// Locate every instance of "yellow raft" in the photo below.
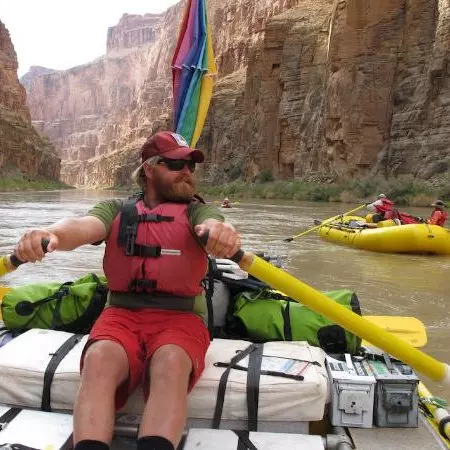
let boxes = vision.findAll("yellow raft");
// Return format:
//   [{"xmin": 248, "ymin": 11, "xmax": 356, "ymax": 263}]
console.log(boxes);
[{"xmin": 318, "ymin": 216, "xmax": 450, "ymax": 254}]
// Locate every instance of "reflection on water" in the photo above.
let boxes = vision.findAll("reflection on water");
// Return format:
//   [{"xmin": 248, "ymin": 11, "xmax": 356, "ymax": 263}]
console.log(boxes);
[{"xmin": 0, "ymin": 190, "xmax": 448, "ymax": 399}]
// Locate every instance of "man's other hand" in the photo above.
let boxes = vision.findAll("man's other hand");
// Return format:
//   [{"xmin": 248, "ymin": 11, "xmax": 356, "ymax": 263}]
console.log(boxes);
[{"xmin": 195, "ymin": 219, "xmax": 241, "ymax": 258}]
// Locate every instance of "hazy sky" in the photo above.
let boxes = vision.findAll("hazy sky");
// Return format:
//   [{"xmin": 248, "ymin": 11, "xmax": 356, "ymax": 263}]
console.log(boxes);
[{"xmin": 0, "ymin": 0, "xmax": 180, "ymax": 76}]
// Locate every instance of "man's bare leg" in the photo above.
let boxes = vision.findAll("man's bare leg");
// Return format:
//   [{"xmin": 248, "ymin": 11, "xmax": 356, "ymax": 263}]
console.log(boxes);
[
  {"xmin": 73, "ymin": 340, "xmax": 129, "ymax": 444},
  {"xmin": 139, "ymin": 344, "xmax": 192, "ymax": 447}
]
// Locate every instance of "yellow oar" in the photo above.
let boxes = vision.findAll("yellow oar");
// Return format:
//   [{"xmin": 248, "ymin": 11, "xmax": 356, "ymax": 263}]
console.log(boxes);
[
  {"xmin": 0, "ymin": 286, "xmax": 9, "ymax": 320},
  {"xmin": 0, "ymin": 239, "xmax": 49, "ymax": 278},
  {"xmin": 419, "ymin": 382, "xmax": 450, "ymax": 444},
  {"xmin": 231, "ymin": 250, "xmax": 449, "ymax": 385},
  {"xmin": 0, "ymin": 254, "xmax": 20, "ymax": 278},
  {"xmin": 283, "ymin": 204, "xmax": 367, "ymax": 242},
  {"xmin": 0, "ymin": 286, "xmax": 11, "ymax": 299}
]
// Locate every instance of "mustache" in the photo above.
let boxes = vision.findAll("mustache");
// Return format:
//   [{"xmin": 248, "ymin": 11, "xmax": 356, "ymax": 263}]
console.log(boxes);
[{"xmin": 175, "ymin": 174, "xmax": 194, "ymax": 185}]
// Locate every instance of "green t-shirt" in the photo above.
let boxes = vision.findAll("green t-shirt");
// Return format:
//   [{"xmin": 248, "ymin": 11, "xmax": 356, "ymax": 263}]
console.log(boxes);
[
  {"xmin": 88, "ymin": 198, "xmax": 224, "ymax": 234},
  {"xmin": 87, "ymin": 197, "xmax": 225, "ymax": 318}
]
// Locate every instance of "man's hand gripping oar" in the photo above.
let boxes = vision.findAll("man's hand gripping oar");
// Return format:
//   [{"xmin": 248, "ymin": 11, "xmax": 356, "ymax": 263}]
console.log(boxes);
[{"xmin": 0, "ymin": 235, "xmax": 53, "ymax": 276}]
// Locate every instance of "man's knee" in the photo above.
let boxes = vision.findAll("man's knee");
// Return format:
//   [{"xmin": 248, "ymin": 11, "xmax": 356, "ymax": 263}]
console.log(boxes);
[
  {"xmin": 82, "ymin": 340, "xmax": 129, "ymax": 385},
  {"xmin": 150, "ymin": 345, "xmax": 192, "ymax": 382}
]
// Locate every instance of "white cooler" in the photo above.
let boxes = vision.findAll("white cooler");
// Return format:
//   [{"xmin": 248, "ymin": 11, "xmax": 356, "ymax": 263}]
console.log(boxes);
[{"xmin": 0, "ymin": 329, "xmax": 329, "ymax": 432}]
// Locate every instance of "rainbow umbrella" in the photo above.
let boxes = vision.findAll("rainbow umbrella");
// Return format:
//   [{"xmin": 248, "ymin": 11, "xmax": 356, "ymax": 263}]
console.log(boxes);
[{"xmin": 172, "ymin": 0, "xmax": 216, "ymax": 147}]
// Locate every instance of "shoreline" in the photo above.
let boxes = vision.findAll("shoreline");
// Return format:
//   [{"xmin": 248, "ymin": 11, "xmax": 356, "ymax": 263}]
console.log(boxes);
[
  {"xmin": 197, "ymin": 175, "xmax": 448, "ymax": 207},
  {"xmin": 0, "ymin": 174, "xmax": 447, "ymax": 207}
]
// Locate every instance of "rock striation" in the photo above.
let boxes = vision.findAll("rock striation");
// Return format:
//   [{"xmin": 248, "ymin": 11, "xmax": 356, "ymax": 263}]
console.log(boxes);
[
  {"xmin": 0, "ymin": 21, "xmax": 60, "ymax": 180},
  {"xmin": 22, "ymin": 0, "xmax": 450, "ymax": 188},
  {"xmin": 107, "ymin": 13, "xmax": 164, "ymax": 53}
]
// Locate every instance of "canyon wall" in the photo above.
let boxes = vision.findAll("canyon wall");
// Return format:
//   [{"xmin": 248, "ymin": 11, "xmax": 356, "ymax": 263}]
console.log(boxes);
[
  {"xmin": 0, "ymin": 21, "xmax": 60, "ymax": 180},
  {"xmin": 22, "ymin": 0, "xmax": 450, "ymax": 187}
]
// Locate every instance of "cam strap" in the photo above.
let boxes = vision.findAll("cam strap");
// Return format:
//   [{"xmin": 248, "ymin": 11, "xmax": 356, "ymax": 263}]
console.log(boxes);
[
  {"xmin": 282, "ymin": 299, "xmax": 293, "ymax": 341},
  {"xmin": 0, "ymin": 408, "xmax": 21, "ymax": 431},
  {"xmin": 203, "ymin": 257, "xmax": 216, "ymax": 340},
  {"xmin": 41, "ymin": 334, "xmax": 83, "ymax": 412},
  {"xmin": 212, "ymin": 344, "xmax": 260, "ymax": 429},
  {"xmin": 246, "ymin": 344, "xmax": 263, "ymax": 431},
  {"xmin": 234, "ymin": 430, "xmax": 259, "ymax": 450}
]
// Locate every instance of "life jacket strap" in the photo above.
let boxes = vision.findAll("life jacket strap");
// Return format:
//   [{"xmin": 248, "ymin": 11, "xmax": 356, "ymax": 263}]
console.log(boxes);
[
  {"xmin": 130, "ymin": 279, "xmax": 158, "ymax": 291},
  {"xmin": 137, "ymin": 213, "xmax": 174, "ymax": 223},
  {"xmin": 109, "ymin": 291, "xmax": 195, "ymax": 311},
  {"xmin": 127, "ymin": 244, "xmax": 162, "ymax": 258}
]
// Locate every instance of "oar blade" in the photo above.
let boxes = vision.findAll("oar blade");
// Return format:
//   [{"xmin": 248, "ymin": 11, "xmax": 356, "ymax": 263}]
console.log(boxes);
[{"xmin": 360, "ymin": 315, "xmax": 427, "ymax": 348}]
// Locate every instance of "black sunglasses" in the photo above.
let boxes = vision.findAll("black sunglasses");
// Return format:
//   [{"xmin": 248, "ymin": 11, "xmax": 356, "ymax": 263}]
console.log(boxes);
[{"xmin": 157, "ymin": 158, "xmax": 196, "ymax": 173}]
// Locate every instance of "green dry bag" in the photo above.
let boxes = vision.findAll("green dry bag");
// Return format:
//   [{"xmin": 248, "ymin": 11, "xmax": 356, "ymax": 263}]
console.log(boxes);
[
  {"xmin": 233, "ymin": 288, "xmax": 362, "ymax": 354},
  {"xmin": 1, "ymin": 273, "xmax": 108, "ymax": 333}
]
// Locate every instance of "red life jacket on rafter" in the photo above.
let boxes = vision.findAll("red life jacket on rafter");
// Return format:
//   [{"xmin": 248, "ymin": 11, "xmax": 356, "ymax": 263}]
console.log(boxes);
[
  {"xmin": 375, "ymin": 198, "xmax": 394, "ymax": 214},
  {"xmin": 429, "ymin": 209, "xmax": 448, "ymax": 227},
  {"xmin": 103, "ymin": 195, "xmax": 208, "ymax": 298}
]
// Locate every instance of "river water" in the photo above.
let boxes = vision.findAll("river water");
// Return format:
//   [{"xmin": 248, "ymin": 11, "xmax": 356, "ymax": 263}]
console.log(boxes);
[{"xmin": 0, "ymin": 189, "xmax": 448, "ymax": 400}]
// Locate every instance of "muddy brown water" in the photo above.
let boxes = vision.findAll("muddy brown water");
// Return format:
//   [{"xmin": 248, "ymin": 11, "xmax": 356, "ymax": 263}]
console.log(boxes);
[{"xmin": 0, "ymin": 190, "xmax": 448, "ymax": 400}]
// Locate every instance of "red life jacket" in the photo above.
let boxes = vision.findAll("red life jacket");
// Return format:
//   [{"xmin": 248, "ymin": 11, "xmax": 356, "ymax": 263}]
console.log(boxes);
[
  {"xmin": 375, "ymin": 198, "xmax": 394, "ymax": 214},
  {"xmin": 429, "ymin": 209, "xmax": 448, "ymax": 227},
  {"xmin": 104, "ymin": 196, "xmax": 208, "ymax": 297}
]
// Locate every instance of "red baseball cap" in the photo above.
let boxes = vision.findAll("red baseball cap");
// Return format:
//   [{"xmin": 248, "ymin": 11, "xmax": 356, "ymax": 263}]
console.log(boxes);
[{"xmin": 141, "ymin": 131, "xmax": 204, "ymax": 163}]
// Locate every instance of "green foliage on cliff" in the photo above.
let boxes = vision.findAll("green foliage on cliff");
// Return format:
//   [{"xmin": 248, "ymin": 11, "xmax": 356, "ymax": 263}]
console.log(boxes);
[
  {"xmin": 199, "ymin": 175, "xmax": 448, "ymax": 206},
  {"xmin": 0, "ymin": 168, "xmax": 70, "ymax": 192},
  {"xmin": 0, "ymin": 106, "xmax": 62, "ymax": 190}
]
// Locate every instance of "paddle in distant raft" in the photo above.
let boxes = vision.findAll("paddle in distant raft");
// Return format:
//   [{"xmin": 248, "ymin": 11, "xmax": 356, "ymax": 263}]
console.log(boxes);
[{"xmin": 283, "ymin": 204, "xmax": 367, "ymax": 242}]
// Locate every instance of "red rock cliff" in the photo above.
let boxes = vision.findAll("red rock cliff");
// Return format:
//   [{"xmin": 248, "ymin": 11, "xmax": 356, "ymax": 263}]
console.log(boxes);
[
  {"xmin": 0, "ymin": 21, "xmax": 60, "ymax": 180},
  {"xmin": 22, "ymin": 0, "xmax": 450, "ymax": 187}
]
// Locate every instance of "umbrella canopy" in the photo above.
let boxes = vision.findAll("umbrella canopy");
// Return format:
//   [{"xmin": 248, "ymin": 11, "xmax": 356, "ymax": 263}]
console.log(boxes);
[{"xmin": 172, "ymin": 0, "xmax": 216, "ymax": 147}]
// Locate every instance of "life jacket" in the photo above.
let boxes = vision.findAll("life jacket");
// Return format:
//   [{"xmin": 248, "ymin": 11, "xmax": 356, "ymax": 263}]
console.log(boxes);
[
  {"xmin": 375, "ymin": 198, "xmax": 394, "ymax": 214},
  {"xmin": 429, "ymin": 209, "xmax": 448, "ymax": 227},
  {"xmin": 103, "ymin": 195, "xmax": 208, "ymax": 299}
]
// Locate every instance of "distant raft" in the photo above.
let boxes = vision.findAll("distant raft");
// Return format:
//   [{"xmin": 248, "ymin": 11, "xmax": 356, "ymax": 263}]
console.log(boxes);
[{"xmin": 318, "ymin": 216, "xmax": 450, "ymax": 254}]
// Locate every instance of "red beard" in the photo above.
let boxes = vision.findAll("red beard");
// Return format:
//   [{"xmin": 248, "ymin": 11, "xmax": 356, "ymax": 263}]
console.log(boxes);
[{"xmin": 152, "ymin": 170, "xmax": 196, "ymax": 202}]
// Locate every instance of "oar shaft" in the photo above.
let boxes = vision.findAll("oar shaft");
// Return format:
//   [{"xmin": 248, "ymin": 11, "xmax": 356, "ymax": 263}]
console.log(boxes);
[
  {"xmin": 419, "ymin": 382, "xmax": 450, "ymax": 441},
  {"xmin": 238, "ymin": 252, "xmax": 450, "ymax": 385},
  {"xmin": 287, "ymin": 204, "xmax": 366, "ymax": 241}
]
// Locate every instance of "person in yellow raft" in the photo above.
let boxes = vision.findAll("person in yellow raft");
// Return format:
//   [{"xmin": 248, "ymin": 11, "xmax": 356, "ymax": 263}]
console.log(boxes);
[
  {"xmin": 13, "ymin": 131, "xmax": 241, "ymax": 450},
  {"xmin": 428, "ymin": 199, "xmax": 448, "ymax": 227}
]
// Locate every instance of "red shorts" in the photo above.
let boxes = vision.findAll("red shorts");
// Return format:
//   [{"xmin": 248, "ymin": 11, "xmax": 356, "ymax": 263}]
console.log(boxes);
[{"xmin": 80, "ymin": 307, "xmax": 210, "ymax": 410}]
